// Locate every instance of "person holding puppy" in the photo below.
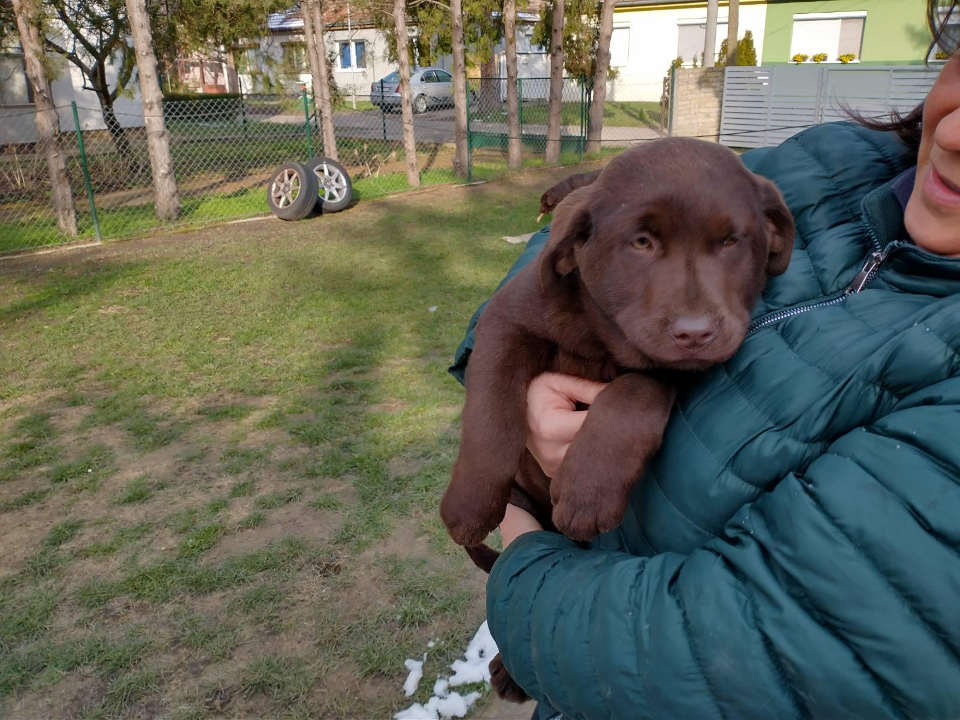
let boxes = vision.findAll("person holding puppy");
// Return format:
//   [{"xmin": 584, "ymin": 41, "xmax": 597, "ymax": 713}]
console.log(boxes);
[{"xmin": 450, "ymin": 2, "xmax": 960, "ymax": 717}]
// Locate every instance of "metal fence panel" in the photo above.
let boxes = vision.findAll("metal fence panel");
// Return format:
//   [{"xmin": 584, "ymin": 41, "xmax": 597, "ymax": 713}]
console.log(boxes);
[
  {"xmin": 467, "ymin": 77, "xmax": 589, "ymax": 170},
  {"xmin": 719, "ymin": 64, "xmax": 941, "ymax": 148}
]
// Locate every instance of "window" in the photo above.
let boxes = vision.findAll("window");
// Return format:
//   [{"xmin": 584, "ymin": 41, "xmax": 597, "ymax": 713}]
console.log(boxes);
[
  {"xmin": 421, "ymin": 70, "xmax": 437, "ymax": 82},
  {"xmin": 677, "ymin": 21, "xmax": 727, "ymax": 66},
  {"xmin": 338, "ymin": 40, "xmax": 366, "ymax": 71},
  {"xmin": 0, "ymin": 52, "xmax": 31, "ymax": 105},
  {"xmin": 610, "ymin": 26, "xmax": 630, "ymax": 68},
  {"xmin": 790, "ymin": 12, "xmax": 865, "ymax": 62},
  {"xmin": 436, "ymin": 69, "xmax": 452, "ymax": 82},
  {"xmin": 930, "ymin": 6, "xmax": 960, "ymax": 60}
]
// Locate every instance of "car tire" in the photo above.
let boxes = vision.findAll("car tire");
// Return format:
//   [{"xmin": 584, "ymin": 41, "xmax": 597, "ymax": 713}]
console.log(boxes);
[
  {"xmin": 310, "ymin": 157, "xmax": 353, "ymax": 213},
  {"xmin": 414, "ymin": 94, "xmax": 428, "ymax": 114},
  {"xmin": 266, "ymin": 162, "xmax": 318, "ymax": 221}
]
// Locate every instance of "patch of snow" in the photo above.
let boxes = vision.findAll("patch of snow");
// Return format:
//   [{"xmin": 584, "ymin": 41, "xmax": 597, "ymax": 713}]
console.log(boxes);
[
  {"xmin": 449, "ymin": 621, "xmax": 498, "ymax": 687},
  {"xmin": 394, "ymin": 622, "xmax": 500, "ymax": 720},
  {"xmin": 502, "ymin": 233, "xmax": 534, "ymax": 245},
  {"xmin": 395, "ymin": 701, "xmax": 438, "ymax": 720},
  {"xmin": 437, "ymin": 691, "xmax": 482, "ymax": 717},
  {"xmin": 404, "ymin": 655, "xmax": 426, "ymax": 697}
]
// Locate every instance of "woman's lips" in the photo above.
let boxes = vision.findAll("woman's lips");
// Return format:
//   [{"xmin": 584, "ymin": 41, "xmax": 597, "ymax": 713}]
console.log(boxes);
[{"xmin": 925, "ymin": 164, "xmax": 960, "ymax": 209}]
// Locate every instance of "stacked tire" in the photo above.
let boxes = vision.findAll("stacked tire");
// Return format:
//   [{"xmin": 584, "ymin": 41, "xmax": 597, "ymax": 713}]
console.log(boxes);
[{"xmin": 266, "ymin": 157, "xmax": 353, "ymax": 221}]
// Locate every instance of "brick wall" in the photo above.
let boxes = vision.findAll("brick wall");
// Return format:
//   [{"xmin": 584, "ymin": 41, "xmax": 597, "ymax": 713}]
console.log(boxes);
[{"xmin": 669, "ymin": 68, "xmax": 724, "ymax": 142}]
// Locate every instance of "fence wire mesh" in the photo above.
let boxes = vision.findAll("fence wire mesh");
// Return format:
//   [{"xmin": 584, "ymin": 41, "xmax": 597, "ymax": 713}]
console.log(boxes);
[
  {"xmin": 1, "ymin": 76, "xmax": 680, "ymax": 255},
  {"xmin": 0, "ymin": 87, "xmax": 464, "ymax": 255},
  {"xmin": 467, "ymin": 77, "xmax": 589, "ymax": 168}
]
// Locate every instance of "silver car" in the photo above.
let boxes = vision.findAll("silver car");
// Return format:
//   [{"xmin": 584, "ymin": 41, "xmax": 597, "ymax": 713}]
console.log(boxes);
[{"xmin": 370, "ymin": 67, "xmax": 454, "ymax": 114}]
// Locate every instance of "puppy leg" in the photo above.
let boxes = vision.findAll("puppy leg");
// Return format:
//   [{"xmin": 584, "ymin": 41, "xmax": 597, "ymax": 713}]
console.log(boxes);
[
  {"xmin": 489, "ymin": 653, "xmax": 529, "ymax": 703},
  {"xmin": 441, "ymin": 324, "xmax": 552, "ymax": 547},
  {"xmin": 551, "ymin": 373, "xmax": 676, "ymax": 541}
]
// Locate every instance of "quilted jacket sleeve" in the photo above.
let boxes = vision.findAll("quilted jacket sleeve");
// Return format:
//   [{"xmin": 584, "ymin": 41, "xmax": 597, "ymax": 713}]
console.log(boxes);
[{"xmin": 487, "ymin": 377, "xmax": 960, "ymax": 720}]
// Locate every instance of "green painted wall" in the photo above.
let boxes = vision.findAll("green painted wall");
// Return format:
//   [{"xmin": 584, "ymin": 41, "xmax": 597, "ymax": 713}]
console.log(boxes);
[{"xmin": 762, "ymin": 0, "xmax": 930, "ymax": 64}]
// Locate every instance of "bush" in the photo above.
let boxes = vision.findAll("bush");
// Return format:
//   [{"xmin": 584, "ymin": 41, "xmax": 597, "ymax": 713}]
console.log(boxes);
[
  {"xmin": 838, "ymin": 53, "xmax": 857, "ymax": 63},
  {"xmin": 737, "ymin": 30, "xmax": 758, "ymax": 66},
  {"xmin": 812, "ymin": 53, "xmax": 828, "ymax": 63},
  {"xmin": 718, "ymin": 30, "xmax": 758, "ymax": 66},
  {"xmin": 792, "ymin": 53, "xmax": 809, "ymax": 64}
]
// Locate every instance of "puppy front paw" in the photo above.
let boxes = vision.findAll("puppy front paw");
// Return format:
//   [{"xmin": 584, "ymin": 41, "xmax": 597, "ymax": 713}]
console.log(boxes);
[
  {"xmin": 551, "ymin": 482, "xmax": 629, "ymax": 542},
  {"xmin": 440, "ymin": 490, "xmax": 504, "ymax": 547},
  {"xmin": 489, "ymin": 653, "xmax": 529, "ymax": 703}
]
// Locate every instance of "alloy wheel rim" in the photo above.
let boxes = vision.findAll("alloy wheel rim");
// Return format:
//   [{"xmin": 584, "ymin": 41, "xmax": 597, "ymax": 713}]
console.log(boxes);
[
  {"xmin": 270, "ymin": 168, "xmax": 301, "ymax": 208},
  {"xmin": 314, "ymin": 163, "xmax": 347, "ymax": 203}
]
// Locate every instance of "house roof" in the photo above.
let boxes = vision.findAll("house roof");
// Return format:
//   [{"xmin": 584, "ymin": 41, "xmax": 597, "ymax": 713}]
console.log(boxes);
[
  {"xmin": 268, "ymin": 1, "xmax": 544, "ymax": 33},
  {"xmin": 267, "ymin": 4, "xmax": 376, "ymax": 33}
]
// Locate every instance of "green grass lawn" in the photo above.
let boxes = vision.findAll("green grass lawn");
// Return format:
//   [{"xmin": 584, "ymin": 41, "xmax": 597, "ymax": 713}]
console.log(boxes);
[{"xmin": 0, "ymin": 161, "xmax": 606, "ymax": 718}]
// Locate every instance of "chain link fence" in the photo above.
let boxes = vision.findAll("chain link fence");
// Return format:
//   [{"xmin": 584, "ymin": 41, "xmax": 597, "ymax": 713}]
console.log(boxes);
[
  {"xmin": 0, "ymin": 87, "xmax": 465, "ymax": 255},
  {"xmin": 0, "ymin": 77, "xmax": 676, "ymax": 256},
  {"xmin": 467, "ymin": 77, "xmax": 589, "ymax": 171}
]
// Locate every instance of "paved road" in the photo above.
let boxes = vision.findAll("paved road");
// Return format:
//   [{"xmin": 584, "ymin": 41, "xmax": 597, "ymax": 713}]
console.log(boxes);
[{"xmin": 263, "ymin": 107, "xmax": 663, "ymax": 147}]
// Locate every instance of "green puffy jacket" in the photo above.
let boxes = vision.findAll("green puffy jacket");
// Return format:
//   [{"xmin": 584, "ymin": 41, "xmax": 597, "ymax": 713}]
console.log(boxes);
[{"xmin": 451, "ymin": 122, "xmax": 960, "ymax": 719}]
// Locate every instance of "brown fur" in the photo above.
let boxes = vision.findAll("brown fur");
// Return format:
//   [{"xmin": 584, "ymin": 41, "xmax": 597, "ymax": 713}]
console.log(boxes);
[{"xmin": 441, "ymin": 138, "xmax": 794, "ymax": 701}]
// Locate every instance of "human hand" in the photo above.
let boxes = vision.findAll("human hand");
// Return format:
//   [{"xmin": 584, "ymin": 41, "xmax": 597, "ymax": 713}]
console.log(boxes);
[
  {"xmin": 500, "ymin": 503, "xmax": 543, "ymax": 548},
  {"xmin": 526, "ymin": 372, "xmax": 608, "ymax": 477}
]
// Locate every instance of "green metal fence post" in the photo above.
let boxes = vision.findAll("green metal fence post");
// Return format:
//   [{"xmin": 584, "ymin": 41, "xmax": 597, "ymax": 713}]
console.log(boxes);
[
  {"xmin": 71, "ymin": 101, "xmax": 102, "ymax": 241},
  {"xmin": 466, "ymin": 80, "xmax": 473, "ymax": 183},
  {"xmin": 302, "ymin": 87, "xmax": 315, "ymax": 159}
]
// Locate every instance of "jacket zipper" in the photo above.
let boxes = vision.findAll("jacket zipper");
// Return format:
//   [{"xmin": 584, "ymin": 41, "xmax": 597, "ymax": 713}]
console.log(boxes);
[{"xmin": 746, "ymin": 239, "xmax": 891, "ymax": 338}]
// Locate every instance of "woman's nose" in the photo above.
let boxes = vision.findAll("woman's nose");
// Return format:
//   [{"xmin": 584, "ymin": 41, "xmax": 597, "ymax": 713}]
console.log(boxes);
[{"xmin": 935, "ymin": 106, "xmax": 960, "ymax": 152}]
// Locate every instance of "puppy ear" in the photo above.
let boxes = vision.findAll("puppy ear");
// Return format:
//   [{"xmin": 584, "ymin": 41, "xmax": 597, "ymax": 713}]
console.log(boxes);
[
  {"xmin": 539, "ymin": 186, "xmax": 593, "ymax": 290},
  {"xmin": 755, "ymin": 176, "xmax": 795, "ymax": 276}
]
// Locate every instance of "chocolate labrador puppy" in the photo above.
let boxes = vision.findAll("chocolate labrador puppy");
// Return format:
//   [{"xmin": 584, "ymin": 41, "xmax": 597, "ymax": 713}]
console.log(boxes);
[{"xmin": 440, "ymin": 138, "xmax": 794, "ymax": 699}]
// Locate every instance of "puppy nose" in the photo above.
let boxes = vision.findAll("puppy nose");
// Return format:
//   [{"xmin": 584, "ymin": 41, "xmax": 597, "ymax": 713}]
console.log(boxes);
[{"xmin": 670, "ymin": 316, "xmax": 717, "ymax": 349}]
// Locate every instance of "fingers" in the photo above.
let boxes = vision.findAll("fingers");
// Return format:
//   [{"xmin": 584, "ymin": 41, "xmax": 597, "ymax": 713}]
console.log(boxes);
[
  {"xmin": 537, "ymin": 408, "xmax": 589, "ymax": 440},
  {"xmin": 536, "ymin": 372, "xmax": 608, "ymax": 406}
]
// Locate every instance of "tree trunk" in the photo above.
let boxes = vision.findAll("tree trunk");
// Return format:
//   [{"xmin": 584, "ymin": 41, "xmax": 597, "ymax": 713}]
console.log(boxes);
[
  {"xmin": 545, "ymin": 0, "xmax": 564, "ymax": 164},
  {"xmin": 703, "ymin": 0, "xmax": 719, "ymax": 68},
  {"xmin": 726, "ymin": 0, "xmax": 740, "ymax": 66},
  {"xmin": 479, "ymin": 57, "xmax": 498, "ymax": 110},
  {"xmin": 13, "ymin": 0, "xmax": 77, "ymax": 237},
  {"xmin": 503, "ymin": 0, "xmax": 521, "ymax": 169},
  {"xmin": 450, "ymin": 0, "xmax": 468, "ymax": 177},
  {"xmin": 90, "ymin": 57, "xmax": 137, "ymax": 160},
  {"xmin": 303, "ymin": 0, "xmax": 338, "ymax": 161},
  {"xmin": 586, "ymin": 0, "xmax": 615, "ymax": 155},
  {"xmin": 393, "ymin": 0, "xmax": 419, "ymax": 187},
  {"xmin": 125, "ymin": 0, "xmax": 180, "ymax": 221}
]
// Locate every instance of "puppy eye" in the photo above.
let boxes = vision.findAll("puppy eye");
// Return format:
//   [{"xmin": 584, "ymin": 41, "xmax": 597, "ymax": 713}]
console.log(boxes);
[
  {"xmin": 630, "ymin": 235, "xmax": 653, "ymax": 250},
  {"xmin": 720, "ymin": 235, "xmax": 740, "ymax": 248}
]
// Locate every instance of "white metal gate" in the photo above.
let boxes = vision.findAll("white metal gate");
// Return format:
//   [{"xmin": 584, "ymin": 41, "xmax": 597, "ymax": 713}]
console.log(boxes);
[{"xmin": 719, "ymin": 65, "xmax": 941, "ymax": 148}]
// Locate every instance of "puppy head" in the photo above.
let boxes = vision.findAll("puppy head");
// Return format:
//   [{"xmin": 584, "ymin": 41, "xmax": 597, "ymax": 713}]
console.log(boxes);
[{"xmin": 540, "ymin": 138, "xmax": 794, "ymax": 370}]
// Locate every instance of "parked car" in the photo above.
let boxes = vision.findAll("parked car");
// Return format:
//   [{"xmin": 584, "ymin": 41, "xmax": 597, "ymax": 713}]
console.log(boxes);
[{"xmin": 371, "ymin": 67, "xmax": 456, "ymax": 114}]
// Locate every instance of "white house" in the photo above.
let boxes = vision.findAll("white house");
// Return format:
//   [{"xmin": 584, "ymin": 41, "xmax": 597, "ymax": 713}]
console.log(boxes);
[
  {"xmin": 238, "ymin": 8, "xmax": 393, "ymax": 101},
  {"xmin": 604, "ymin": 0, "xmax": 767, "ymax": 102},
  {"xmin": 0, "ymin": 33, "xmax": 144, "ymax": 146}
]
